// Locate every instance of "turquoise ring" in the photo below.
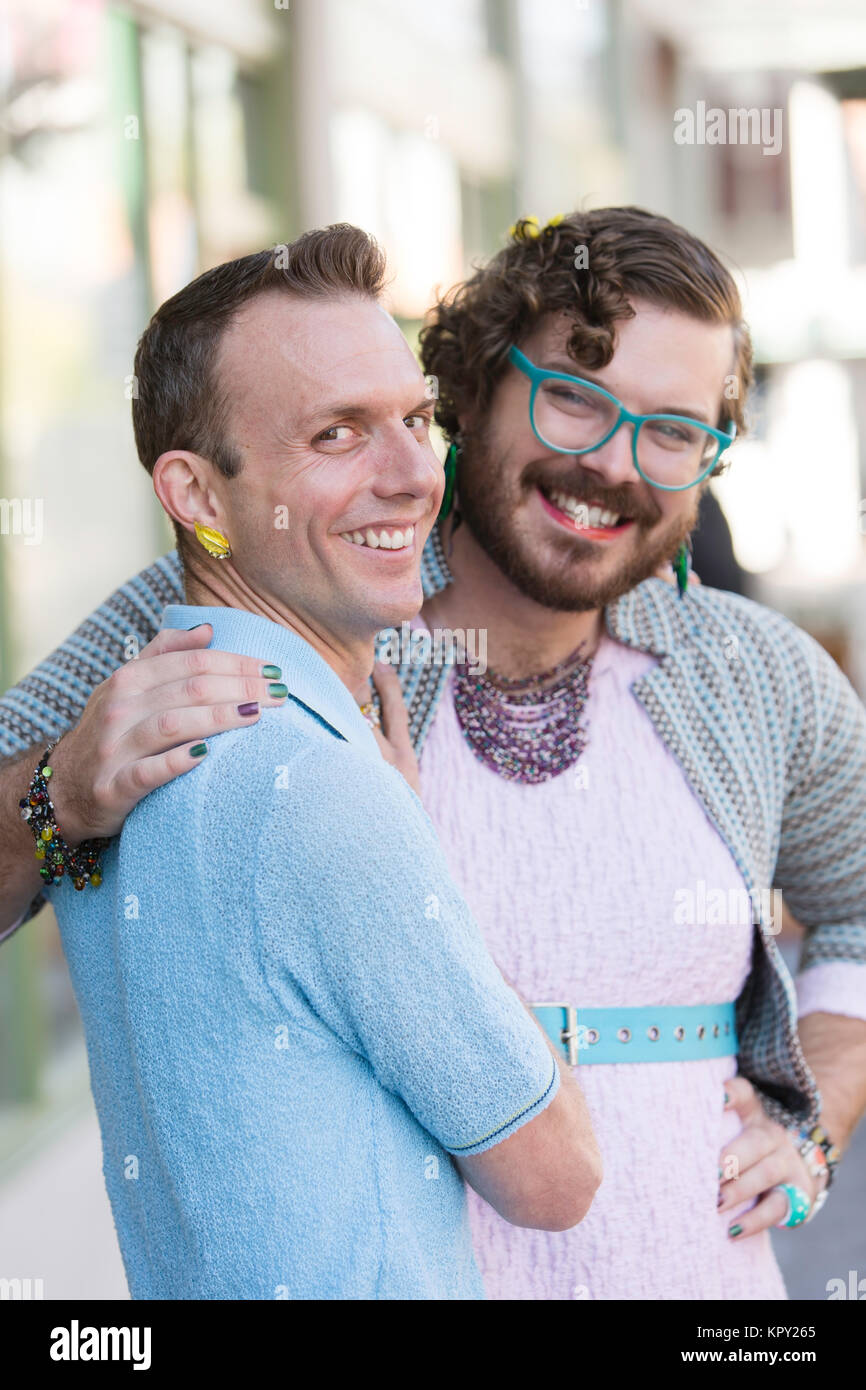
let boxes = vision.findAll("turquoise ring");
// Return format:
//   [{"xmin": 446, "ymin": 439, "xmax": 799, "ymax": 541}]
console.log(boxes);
[{"xmin": 773, "ymin": 1183, "xmax": 811, "ymax": 1228}]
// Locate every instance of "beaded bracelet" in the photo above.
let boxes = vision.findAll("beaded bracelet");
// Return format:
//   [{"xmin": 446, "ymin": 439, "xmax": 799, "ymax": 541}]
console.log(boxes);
[
  {"xmin": 19, "ymin": 742, "xmax": 110, "ymax": 891},
  {"xmin": 801, "ymin": 1123, "xmax": 841, "ymax": 1189}
]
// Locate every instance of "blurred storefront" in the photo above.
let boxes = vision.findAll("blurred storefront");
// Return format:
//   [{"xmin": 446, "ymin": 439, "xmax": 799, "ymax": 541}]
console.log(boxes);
[{"xmin": 0, "ymin": 0, "xmax": 291, "ymax": 1167}]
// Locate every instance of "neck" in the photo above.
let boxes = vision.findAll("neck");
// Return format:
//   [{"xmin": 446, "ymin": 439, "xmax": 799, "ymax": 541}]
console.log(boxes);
[
  {"xmin": 183, "ymin": 551, "xmax": 375, "ymax": 704},
  {"xmin": 421, "ymin": 518, "xmax": 604, "ymax": 680}
]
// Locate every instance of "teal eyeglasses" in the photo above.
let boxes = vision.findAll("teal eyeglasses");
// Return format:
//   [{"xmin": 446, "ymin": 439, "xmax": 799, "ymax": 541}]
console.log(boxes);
[{"xmin": 508, "ymin": 345, "xmax": 736, "ymax": 492}]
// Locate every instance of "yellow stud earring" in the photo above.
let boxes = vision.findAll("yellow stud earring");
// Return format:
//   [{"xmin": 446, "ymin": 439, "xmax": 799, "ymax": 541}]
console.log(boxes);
[{"xmin": 194, "ymin": 522, "xmax": 232, "ymax": 559}]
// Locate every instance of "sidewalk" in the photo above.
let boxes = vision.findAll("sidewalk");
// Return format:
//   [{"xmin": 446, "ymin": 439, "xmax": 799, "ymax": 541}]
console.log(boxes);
[{"xmin": 0, "ymin": 1097, "xmax": 128, "ymax": 1300}]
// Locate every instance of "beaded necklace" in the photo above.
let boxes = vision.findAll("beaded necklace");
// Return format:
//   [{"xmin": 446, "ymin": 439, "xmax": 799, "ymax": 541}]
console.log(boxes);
[{"xmin": 452, "ymin": 642, "xmax": 593, "ymax": 784}]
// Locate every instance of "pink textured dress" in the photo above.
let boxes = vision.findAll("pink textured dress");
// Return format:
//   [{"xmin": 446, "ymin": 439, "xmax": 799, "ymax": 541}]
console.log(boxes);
[{"xmin": 417, "ymin": 626, "xmax": 788, "ymax": 1300}]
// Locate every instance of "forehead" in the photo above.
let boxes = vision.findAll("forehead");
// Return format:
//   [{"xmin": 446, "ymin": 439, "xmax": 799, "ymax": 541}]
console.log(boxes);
[
  {"xmin": 524, "ymin": 301, "xmax": 735, "ymax": 402},
  {"xmin": 217, "ymin": 291, "xmax": 424, "ymax": 425}
]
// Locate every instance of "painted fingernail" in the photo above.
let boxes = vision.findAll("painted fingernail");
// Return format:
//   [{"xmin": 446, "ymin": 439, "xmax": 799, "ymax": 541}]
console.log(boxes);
[
  {"xmin": 718, "ymin": 1166, "xmax": 724, "ymax": 1179},
  {"xmin": 717, "ymin": 1192, "xmax": 724, "ymax": 1208},
  {"xmin": 190, "ymin": 742, "xmax": 207, "ymax": 758},
  {"xmin": 728, "ymin": 1224, "xmax": 743, "ymax": 1238},
  {"xmin": 237, "ymin": 702, "xmax": 259, "ymax": 717},
  {"xmin": 723, "ymin": 1091, "xmax": 730, "ymax": 1105},
  {"xmin": 268, "ymin": 683, "xmax": 288, "ymax": 698},
  {"xmin": 262, "ymin": 664, "xmax": 282, "ymax": 679},
  {"xmin": 186, "ymin": 623, "xmax": 208, "ymax": 630}
]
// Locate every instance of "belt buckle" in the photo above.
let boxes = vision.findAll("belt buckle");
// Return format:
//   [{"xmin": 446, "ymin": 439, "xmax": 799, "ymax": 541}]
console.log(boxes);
[
  {"xmin": 561, "ymin": 1005, "xmax": 580, "ymax": 1067},
  {"xmin": 532, "ymin": 1002, "xmax": 580, "ymax": 1067}
]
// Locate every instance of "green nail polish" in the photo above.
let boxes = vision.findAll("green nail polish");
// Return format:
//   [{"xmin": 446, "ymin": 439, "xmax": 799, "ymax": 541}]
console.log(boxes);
[
  {"xmin": 728, "ymin": 1224, "xmax": 742, "ymax": 1238},
  {"xmin": 262, "ymin": 664, "xmax": 282, "ymax": 679},
  {"xmin": 268, "ymin": 683, "xmax": 288, "ymax": 698},
  {"xmin": 723, "ymin": 1091, "xmax": 730, "ymax": 1105},
  {"xmin": 190, "ymin": 743, "xmax": 207, "ymax": 758}
]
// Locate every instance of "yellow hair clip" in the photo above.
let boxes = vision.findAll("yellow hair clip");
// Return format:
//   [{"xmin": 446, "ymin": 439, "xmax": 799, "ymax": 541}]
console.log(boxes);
[
  {"xmin": 508, "ymin": 213, "xmax": 565, "ymax": 242},
  {"xmin": 508, "ymin": 215, "xmax": 541, "ymax": 240}
]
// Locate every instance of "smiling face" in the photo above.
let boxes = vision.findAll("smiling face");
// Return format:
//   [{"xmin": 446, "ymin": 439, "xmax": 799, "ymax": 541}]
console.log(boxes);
[
  {"xmin": 455, "ymin": 299, "xmax": 737, "ymax": 612},
  {"xmin": 205, "ymin": 291, "xmax": 442, "ymax": 639}
]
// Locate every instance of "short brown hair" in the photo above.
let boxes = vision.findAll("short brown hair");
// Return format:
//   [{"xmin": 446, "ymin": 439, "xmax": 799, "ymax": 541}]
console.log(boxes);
[
  {"xmin": 419, "ymin": 206, "xmax": 752, "ymax": 462},
  {"xmin": 131, "ymin": 224, "xmax": 387, "ymax": 551}
]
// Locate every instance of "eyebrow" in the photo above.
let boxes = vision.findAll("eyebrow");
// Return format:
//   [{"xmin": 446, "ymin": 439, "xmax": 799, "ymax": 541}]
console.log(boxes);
[
  {"xmin": 305, "ymin": 393, "xmax": 436, "ymax": 429},
  {"xmin": 538, "ymin": 359, "xmax": 712, "ymax": 424}
]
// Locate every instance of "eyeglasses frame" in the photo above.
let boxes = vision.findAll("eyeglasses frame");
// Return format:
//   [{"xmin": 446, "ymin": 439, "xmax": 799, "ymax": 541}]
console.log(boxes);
[{"xmin": 508, "ymin": 345, "xmax": 737, "ymax": 492}]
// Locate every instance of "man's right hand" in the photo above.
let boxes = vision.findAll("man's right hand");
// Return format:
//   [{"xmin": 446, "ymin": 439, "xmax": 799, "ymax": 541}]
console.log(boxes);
[{"xmin": 0, "ymin": 624, "xmax": 287, "ymax": 933}]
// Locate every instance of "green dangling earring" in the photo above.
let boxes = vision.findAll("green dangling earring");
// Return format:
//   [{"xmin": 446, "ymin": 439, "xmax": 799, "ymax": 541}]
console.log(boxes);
[
  {"xmin": 672, "ymin": 540, "xmax": 691, "ymax": 599},
  {"xmin": 438, "ymin": 440, "xmax": 458, "ymax": 522}
]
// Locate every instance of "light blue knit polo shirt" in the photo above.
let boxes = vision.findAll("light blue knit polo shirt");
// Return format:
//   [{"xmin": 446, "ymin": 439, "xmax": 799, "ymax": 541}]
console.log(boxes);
[{"xmin": 53, "ymin": 604, "xmax": 559, "ymax": 1300}]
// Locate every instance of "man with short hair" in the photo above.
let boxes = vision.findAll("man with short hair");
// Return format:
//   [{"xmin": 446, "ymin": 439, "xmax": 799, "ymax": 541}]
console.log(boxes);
[
  {"xmin": 0, "ymin": 226, "xmax": 602, "ymax": 1300},
  {"xmin": 2, "ymin": 208, "xmax": 865, "ymax": 1298}
]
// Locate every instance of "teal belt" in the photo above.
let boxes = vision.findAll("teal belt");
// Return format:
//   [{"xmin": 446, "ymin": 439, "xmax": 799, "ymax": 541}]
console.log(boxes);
[{"xmin": 531, "ymin": 1002, "xmax": 738, "ymax": 1066}]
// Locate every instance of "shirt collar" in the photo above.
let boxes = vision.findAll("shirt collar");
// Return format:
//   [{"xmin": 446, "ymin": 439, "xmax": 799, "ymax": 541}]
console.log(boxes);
[{"xmin": 162, "ymin": 604, "xmax": 379, "ymax": 750}]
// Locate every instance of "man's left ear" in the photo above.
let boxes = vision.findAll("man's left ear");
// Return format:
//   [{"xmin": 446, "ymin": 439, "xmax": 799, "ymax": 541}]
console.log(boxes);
[{"xmin": 153, "ymin": 449, "xmax": 224, "ymax": 539}]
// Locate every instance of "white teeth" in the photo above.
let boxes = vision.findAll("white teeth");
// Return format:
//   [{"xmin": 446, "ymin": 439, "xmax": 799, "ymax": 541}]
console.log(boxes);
[
  {"xmin": 549, "ymin": 491, "xmax": 621, "ymax": 528},
  {"xmin": 341, "ymin": 525, "xmax": 415, "ymax": 550}
]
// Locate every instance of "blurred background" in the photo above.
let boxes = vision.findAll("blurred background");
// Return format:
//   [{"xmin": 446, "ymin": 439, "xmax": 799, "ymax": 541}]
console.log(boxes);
[{"xmin": 1, "ymin": 0, "xmax": 865, "ymax": 1300}]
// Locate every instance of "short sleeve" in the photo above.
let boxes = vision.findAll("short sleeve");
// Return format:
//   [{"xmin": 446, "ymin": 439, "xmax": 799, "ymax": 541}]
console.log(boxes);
[{"xmin": 253, "ymin": 738, "xmax": 559, "ymax": 1156}]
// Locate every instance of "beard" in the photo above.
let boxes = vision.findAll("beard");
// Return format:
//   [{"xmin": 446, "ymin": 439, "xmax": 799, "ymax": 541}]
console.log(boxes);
[{"xmin": 452, "ymin": 424, "xmax": 700, "ymax": 612}]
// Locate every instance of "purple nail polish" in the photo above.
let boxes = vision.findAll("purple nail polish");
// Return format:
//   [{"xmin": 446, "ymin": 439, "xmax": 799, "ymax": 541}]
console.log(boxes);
[{"xmin": 237, "ymin": 701, "xmax": 259, "ymax": 717}]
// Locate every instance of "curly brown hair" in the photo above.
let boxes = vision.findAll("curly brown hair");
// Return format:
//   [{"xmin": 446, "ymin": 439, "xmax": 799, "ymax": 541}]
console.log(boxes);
[{"xmin": 419, "ymin": 206, "xmax": 752, "ymax": 467}]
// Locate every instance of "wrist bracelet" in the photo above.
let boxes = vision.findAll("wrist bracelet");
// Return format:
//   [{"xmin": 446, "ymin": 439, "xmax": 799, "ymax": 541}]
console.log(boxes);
[
  {"xmin": 797, "ymin": 1122, "xmax": 841, "ymax": 1190},
  {"xmin": 19, "ymin": 741, "xmax": 110, "ymax": 890},
  {"xmin": 805, "ymin": 1123, "xmax": 841, "ymax": 1188}
]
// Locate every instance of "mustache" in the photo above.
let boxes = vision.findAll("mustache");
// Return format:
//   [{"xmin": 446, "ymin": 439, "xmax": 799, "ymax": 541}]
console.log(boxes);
[{"xmin": 522, "ymin": 463, "xmax": 661, "ymax": 526}]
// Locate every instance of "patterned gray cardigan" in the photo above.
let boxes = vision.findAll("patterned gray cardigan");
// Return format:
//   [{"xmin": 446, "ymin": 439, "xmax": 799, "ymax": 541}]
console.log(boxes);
[{"xmin": 1, "ymin": 528, "xmax": 865, "ymax": 1130}]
